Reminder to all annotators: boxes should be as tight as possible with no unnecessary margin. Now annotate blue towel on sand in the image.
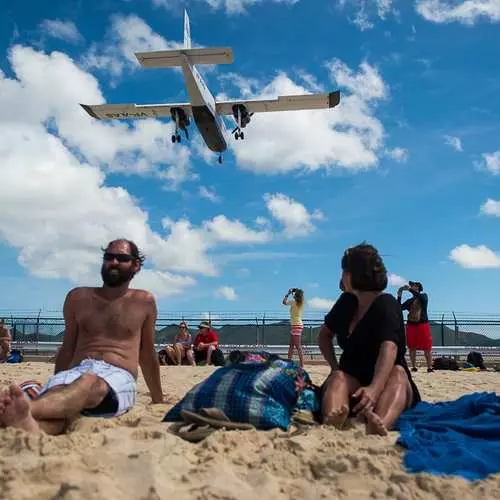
[395,392,500,480]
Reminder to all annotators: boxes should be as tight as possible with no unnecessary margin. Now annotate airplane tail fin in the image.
[184,10,191,49]
[135,9,233,68]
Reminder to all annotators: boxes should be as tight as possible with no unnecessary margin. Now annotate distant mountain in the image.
[12,320,500,347]
[156,321,500,347]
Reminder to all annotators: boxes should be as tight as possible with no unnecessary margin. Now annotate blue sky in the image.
[1,0,500,316]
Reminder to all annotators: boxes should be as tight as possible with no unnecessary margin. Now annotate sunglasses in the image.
[103,252,135,263]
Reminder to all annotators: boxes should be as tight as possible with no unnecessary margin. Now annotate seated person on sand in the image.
[0,319,11,362]
[0,239,164,435]
[194,322,225,366]
[163,322,195,366]
[318,243,421,436]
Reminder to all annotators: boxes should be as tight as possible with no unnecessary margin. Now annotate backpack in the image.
[432,356,459,371]
[7,349,24,364]
[466,351,486,370]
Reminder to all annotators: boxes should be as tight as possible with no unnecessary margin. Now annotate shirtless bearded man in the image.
[0,239,164,435]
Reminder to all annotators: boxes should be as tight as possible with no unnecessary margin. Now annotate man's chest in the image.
[76,298,145,334]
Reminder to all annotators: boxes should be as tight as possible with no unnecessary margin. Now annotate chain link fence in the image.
[3,311,500,348]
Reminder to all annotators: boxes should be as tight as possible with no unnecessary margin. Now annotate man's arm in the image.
[139,294,164,404]
[54,289,80,374]
[318,324,339,371]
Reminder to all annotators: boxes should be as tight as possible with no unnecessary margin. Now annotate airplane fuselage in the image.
[180,55,227,153]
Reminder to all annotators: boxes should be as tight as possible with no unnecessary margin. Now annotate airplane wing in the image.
[215,90,340,115]
[80,102,192,120]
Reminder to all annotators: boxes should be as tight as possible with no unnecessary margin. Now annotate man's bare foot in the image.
[0,385,40,433]
[323,404,349,429]
[365,410,388,436]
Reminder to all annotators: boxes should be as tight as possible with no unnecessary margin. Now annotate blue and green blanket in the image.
[163,354,320,430]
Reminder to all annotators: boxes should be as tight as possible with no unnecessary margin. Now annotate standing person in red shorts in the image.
[397,281,433,373]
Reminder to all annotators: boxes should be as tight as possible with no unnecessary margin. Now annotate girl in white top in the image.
[282,288,305,367]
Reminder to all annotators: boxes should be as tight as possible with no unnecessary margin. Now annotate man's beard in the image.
[101,266,135,287]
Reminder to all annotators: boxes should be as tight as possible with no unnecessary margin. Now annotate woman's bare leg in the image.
[174,344,182,365]
[366,365,413,436]
[322,371,360,428]
[291,336,304,367]
[287,336,294,361]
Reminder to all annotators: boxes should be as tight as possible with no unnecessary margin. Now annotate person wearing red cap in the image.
[398,281,433,373]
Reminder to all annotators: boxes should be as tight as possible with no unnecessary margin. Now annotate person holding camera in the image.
[282,288,305,367]
[397,281,433,373]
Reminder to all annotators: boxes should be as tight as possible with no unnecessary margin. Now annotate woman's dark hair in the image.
[294,288,304,306]
[341,243,387,292]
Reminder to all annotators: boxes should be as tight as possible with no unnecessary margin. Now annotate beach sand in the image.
[0,362,499,500]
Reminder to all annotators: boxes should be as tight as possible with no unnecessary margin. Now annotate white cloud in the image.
[264,193,324,238]
[449,244,500,269]
[475,151,500,175]
[199,186,221,203]
[39,20,83,43]
[82,14,182,78]
[215,286,238,301]
[222,59,394,174]
[444,135,463,152]
[133,270,196,298]
[196,0,299,15]
[388,273,407,287]
[204,215,271,243]
[308,297,335,310]
[385,147,409,163]
[3,44,193,188]
[416,0,500,24]
[0,43,280,298]
[480,198,500,217]
[337,0,396,30]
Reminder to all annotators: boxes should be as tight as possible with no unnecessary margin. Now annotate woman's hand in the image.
[352,385,381,416]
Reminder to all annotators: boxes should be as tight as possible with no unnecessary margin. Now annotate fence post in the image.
[441,314,444,346]
[36,309,41,346]
[452,312,458,346]
[262,314,266,346]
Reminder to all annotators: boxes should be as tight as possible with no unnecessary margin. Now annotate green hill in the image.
[12,320,500,347]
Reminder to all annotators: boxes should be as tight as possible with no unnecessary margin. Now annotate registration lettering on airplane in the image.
[105,111,151,118]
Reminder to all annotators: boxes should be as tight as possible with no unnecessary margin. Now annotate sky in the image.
[1,0,500,317]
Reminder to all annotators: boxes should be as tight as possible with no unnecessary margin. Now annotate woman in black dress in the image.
[318,243,420,435]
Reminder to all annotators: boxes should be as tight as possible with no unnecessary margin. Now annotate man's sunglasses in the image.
[103,252,135,263]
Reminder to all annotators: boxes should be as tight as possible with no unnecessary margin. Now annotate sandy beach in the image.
[0,362,499,500]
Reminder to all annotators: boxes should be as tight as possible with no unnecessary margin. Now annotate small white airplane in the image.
[81,10,340,163]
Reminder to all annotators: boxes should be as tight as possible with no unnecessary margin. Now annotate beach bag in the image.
[7,349,24,363]
[467,351,485,370]
[433,356,459,371]
[163,357,319,430]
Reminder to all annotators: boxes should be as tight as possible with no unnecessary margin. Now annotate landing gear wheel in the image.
[218,155,223,164]
[235,133,239,140]
[176,134,181,142]
[171,135,176,143]
[240,132,244,140]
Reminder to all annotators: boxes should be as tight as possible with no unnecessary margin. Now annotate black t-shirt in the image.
[324,292,418,398]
